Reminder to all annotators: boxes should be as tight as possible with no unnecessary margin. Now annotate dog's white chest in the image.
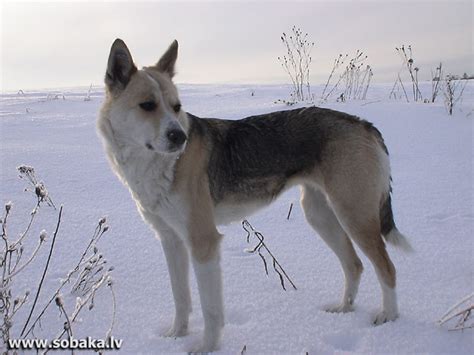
[118,150,175,213]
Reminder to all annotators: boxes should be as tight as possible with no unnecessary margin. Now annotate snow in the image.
[1,82,473,354]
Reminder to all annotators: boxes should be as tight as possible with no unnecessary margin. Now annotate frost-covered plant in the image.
[389,73,410,102]
[321,50,372,102]
[1,166,55,348]
[21,216,116,344]
[321,54,347,101]
[0,166,116,354]
[84,84,93,102]
[390,45,422,102]
[431,62,443,103]
[443,74,468,115]
[277,26,315,104]
[242,220,297,291]
[439,292,473,331]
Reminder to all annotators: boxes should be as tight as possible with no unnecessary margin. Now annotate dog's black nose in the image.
[167,129,187,146]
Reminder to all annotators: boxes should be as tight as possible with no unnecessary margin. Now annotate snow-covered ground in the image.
[1,83,473,354]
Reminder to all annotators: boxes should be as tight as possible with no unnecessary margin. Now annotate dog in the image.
[97,39,412,352]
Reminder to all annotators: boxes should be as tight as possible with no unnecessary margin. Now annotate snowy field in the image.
[1,83,473,354]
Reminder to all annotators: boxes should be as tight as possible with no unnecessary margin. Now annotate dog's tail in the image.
[380,193,413,252]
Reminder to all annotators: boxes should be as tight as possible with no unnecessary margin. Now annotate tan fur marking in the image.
[173,130,222,263]
[306,128,396,290]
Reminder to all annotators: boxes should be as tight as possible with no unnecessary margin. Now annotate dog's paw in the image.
[187,331,220,354]
[373,310,398,325]
[186,342,214,354]
[162,323,188,338]
[325,302,354,313]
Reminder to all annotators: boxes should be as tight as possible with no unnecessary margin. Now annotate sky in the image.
[1,0,472,91]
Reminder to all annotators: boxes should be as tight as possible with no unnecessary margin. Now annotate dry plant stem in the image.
[57,300,74,340]
[2,167,56,347]
[443,76,467,115]
[439,292,474,324]
[1,206,13,346]
[445,306,473,330]
[362,99,382,106]
[362,68,373,100]
[44,273,110,354]
[286,203,294,220]
[431,63,443,103]
[22,220,108,338]
[84,84,92,102]
[322,51,368,102]
[20,205,63,337]
[438,292,473,331]
[449,325,474,331]
[9,293,29,320]
[396,45,422,101]
[1,207,12,283]
[389,80,398,99]
[105,281,117,341]
[242,220,297,290]
[11,201,40,249]
[398,75,410,103]
[5,239,44,280]
[323,72,345,101]
[321,54,347,101]
[278,26,314,103]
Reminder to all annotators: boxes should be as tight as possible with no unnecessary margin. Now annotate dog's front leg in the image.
[191,237,224,352]
[160,231,192,337]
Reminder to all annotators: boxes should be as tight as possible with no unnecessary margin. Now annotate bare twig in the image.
[286,203,294,220]
[20,205,63,337]
[105,278,117,341]
[242,220,297,291]
[439,292,473,331]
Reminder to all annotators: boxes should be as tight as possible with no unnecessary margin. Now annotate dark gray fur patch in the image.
[188,106,389,204]
[380,193,396,236]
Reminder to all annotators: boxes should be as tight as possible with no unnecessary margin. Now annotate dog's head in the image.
[103,39,188,155]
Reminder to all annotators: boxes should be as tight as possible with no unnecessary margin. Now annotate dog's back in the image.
[189,107,389,205]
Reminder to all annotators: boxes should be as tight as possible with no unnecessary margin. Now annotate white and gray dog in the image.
[98,39,411,352]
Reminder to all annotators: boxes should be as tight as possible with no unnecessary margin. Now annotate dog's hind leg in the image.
[301,186,363,313]
[328,195,399,325]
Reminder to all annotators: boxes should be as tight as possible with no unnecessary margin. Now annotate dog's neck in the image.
[103,120,178,212]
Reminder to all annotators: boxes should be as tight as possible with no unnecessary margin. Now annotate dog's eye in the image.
[139,101,157,112]
[173,103,181,113]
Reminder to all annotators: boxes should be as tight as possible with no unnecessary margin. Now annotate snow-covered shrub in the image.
[431,62,443,103]
[277,26,315,104]
[321,50,372,103]
[1,166,116,353]
[389,45,423,102]
[443,75,468,115]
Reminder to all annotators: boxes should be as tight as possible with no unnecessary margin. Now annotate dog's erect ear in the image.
[156,40,178,77]
[105,39,137,91]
